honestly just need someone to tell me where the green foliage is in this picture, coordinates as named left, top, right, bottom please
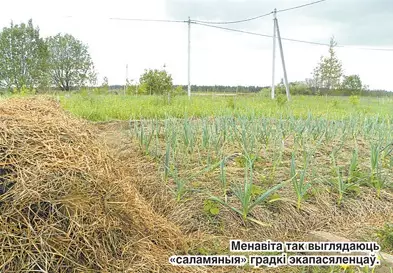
left=330, top=152, right=360, bottom=205
left=226, top=97, right=235, bottom=110
left=342, top=74, right=363, bottom=94
left=203, top=200, right=220, bottom=216
left=276, top=94, right=288, bottom=107
left=289, top=81, right=312, bottom=95
left=348, top=148, right=361, bottom=183
left=349, top=95, right=360, bottom=106
left=290, top=152, right=312, bottom=210
left=219, top=157, right=227, bottom=198
left=0, top=19, right=48, bottom=91
left=173, top=86, right=185, bottom=96
left=46, top=33, right=96, bottom=91
left=376, top=223, right=393, bottom=252
left=101, top=76, right=109, bottom=93
left=139, top=68, right=173, bottom=95
left=331, top=99, right=339, bottom=108
left=368, top=144, right=386, bottom=198
left=12, top=85, right=36, bottom=96
left=259, top=88, right=271, bottom=98
left=210, top=159, right=286, bottom=226
left=235, top=154, right=258, bottom=168
left=310, top=36, right=343, bottom=91
left=59, top=94, right=393, bottom=121
left=250, top=184, right=264, bottom=198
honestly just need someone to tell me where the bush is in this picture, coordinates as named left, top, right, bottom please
left=12, top=85, right=36, bottom=96
left=349, top=95, right=360, bottom=106
left=139, top=68, right=173, bottom=95
left=276, top=94, right=287, bottom=107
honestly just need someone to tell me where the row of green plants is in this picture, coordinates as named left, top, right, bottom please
left=131, top=115, right=393, bottom=226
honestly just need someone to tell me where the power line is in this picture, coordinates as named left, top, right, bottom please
left=190, top=0, right=326, bottom=25
left=109, top=17, right=187, bottom=23
left=67, top=0, right=327, bottom=26
left=193, top=22, right=329, bottom=45
left=65, top=16, right=187, bottom=23
left=276, top=0, right=327, bottom=13
left=192, top=12, right=273, bottom=25
left=193, top=22, right=393, bottom=51
left=194, top=22, right=273, bottom=38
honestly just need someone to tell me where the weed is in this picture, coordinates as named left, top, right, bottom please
left=226, top=97, right=235, bottom=110
left=276, top=94, right=287, bottom=107
left=376, top=223, right=393, bottom=252
left=349, top=95, right=360, bottom=106
left=203, top=199, right=220, bottom=216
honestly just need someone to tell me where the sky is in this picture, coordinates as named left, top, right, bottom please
left=0, top=0, right=392, bottom=90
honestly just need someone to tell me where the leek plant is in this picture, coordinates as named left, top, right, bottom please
left=369, top=144, right=385, bottom=198
left=290, top=152, right=311, bottom=211
left=210, top=157, right=286, bottom=226
left=330, top=152, right=359, bottom=206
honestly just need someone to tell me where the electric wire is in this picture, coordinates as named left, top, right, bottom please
left=276, top=0, right=327, bottom=13
left=109, top=17, right=188, bottom=23
left=193, top=22, right=393, bottom=51
left=65, top=16, right=187, bottom=23
left=191, top=0, right=327, bottom=25
left=191, top=12, right=273, bottom=25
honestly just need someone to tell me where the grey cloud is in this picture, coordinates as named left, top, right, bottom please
left=165, top=0, right=393, bottom=46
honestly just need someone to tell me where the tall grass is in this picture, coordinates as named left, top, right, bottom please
left=59, top=93, right=393, bottom=121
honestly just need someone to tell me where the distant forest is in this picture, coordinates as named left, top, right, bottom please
left=106, top=84, right=393, bottom=97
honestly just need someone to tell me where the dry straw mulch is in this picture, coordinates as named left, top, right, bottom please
left=0, top=98, right=199, bottom=273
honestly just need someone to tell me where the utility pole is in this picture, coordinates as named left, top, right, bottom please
left=271, top=8, right=277, bottom=99
left=275, top=17, right=291, bottom=101
left=187, top=16, right=191, bottom=99
left=125, top=64, right=128, bottom=95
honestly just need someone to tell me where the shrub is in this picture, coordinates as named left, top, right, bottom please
left=349, top=95, right=360, bottom=106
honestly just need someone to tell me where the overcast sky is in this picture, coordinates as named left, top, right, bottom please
left=1, top=0, right=392, bottom=90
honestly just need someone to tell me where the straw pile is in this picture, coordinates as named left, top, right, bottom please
left=0, top=98, right=191, bottom=272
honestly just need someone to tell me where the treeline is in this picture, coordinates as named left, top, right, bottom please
left=174, top=85, right=266, bottom=93
left=270, top=82, right=393, bottom=97
left=105, top=84, right=392, bottom=97
left=175, top=84, right=392, bottom=97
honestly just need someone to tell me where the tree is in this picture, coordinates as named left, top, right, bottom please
left=139, top=68, right=173, bottom=95
left=46, top=34, right=96, bottom=91
left=310, top=36, right=343, bottom=91
left=341, top=74, right=363, bottom=93
left=0, top=19, right=48, bottom=91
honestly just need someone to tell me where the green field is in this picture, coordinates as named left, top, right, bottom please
left=56, top=92, right=393, bottom=121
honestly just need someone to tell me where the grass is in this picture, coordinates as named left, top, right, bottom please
left=54, top=92, right=393, bottom=121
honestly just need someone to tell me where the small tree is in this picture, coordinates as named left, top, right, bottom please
left=139, top=68, right=173, bottom=95
left=310, top=36, right=343, bottom=92
left=341, top=74, right=363, bottom=94
left=47, top=34, right=96, bottom=91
